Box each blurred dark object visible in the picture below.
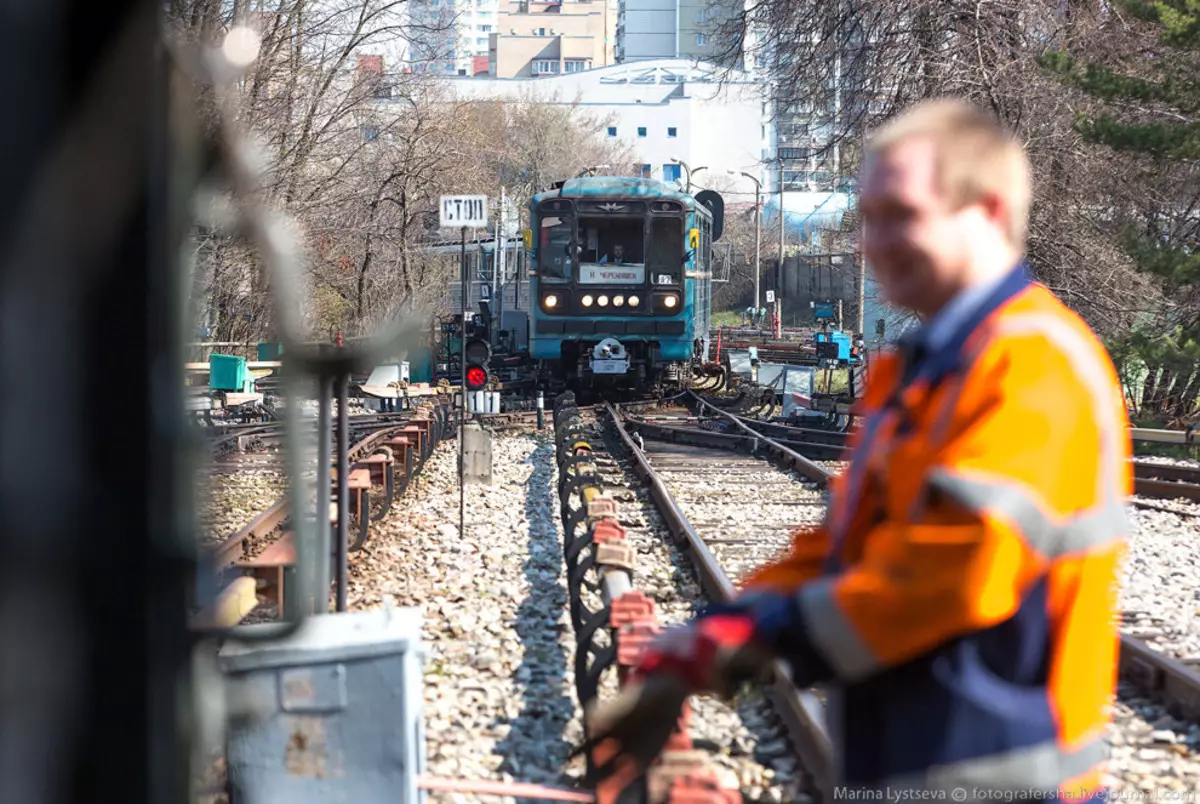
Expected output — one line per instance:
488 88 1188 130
0 1 191 803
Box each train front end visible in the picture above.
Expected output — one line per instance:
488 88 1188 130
527 177 717 394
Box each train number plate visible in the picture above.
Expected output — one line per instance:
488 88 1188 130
591 358 629 375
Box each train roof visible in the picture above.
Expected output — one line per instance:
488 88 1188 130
531 176 704 209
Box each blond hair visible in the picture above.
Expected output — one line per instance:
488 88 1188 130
866 98 1032 248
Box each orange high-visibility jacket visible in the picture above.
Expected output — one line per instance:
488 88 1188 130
741 267 1130 799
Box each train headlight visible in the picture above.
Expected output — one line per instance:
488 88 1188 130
613 295 625 307
543 294 558 309
597 295 609 307
581 295 594 307
628 295 640 307
652 293 681 312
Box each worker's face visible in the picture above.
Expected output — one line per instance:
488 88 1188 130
614 244 624 259
860 137 974 317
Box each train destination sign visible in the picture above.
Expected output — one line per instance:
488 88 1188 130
579 264 645 284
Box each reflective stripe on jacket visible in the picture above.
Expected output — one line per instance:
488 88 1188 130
739 266 1130 800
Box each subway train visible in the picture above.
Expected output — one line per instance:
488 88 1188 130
527 176 724 394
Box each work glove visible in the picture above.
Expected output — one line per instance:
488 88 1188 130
574 672 694 786
572 601 787 783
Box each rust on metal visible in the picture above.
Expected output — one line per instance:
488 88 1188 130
211 499 289 568
1133 476 1200 503
1118 635 1200 720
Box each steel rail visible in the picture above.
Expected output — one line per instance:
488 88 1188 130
603 401 836 803
680 393 835 485
196 415 447 623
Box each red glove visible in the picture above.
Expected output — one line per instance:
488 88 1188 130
630 614 769 698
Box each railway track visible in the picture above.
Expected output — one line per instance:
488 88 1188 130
554 394 1200 800
669 392 1200 506
192 397 669 629
193 387 1199 800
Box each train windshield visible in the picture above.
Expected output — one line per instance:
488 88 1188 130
538 214 573 281
645 217 684 283
579 218 643 266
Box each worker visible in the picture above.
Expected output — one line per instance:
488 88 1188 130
598 243 627 265
576 98 1130 801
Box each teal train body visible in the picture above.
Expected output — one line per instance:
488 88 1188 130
527 176 721 392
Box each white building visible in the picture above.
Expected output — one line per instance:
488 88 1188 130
442 59 769 199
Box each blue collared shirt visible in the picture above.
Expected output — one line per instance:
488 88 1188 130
917 270 1012 355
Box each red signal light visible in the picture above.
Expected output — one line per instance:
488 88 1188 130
466 366 489 390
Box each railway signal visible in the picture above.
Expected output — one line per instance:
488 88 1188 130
464 337 492 392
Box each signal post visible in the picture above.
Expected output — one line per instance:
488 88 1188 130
440 194 494 541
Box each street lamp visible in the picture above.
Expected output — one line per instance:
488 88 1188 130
669 156 691 192
729 169 763 310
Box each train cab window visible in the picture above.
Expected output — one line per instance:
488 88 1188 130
580 217 644 265
646 217 684 283
538 215 574 280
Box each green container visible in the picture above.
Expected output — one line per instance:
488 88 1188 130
409 347 433 384
257 342 284 361
210 354 247 392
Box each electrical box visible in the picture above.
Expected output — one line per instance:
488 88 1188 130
814 332 852 361
218 608 427 804
209 354 247 392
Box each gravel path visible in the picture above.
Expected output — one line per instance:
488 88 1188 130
1106 682 1200 794
1120 505 1200 663
195 467 286 547
348 430 582 799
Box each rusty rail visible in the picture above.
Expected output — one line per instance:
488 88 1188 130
191 404 450 630
1132 461 1200 503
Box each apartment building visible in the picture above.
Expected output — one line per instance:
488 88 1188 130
405 0 502 76
615 0 740 66
487 0 616 78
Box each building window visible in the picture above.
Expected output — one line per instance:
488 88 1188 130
663 163 682 183
607 126 617 137
667 126 677 138
696 33 706 45
538 27 546 35
361 125 380 141
634 163 651 177
533 59 559 75
637 126 647 137
563 59 590 73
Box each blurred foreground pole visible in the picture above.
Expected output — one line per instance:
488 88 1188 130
0 2 190 804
